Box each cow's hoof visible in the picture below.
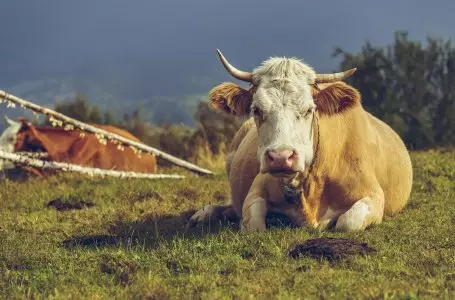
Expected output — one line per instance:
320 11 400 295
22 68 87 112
186 205 222 228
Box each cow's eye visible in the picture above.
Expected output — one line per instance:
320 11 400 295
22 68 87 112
251 106 263 119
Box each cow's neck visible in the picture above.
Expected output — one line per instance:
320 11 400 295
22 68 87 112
295 109 356 227
21 126 80 158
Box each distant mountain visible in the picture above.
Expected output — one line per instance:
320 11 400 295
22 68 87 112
0 75 209 132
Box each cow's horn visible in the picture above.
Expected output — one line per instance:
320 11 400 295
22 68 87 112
216 49 253 82
4 115 17 126
315 68 357 83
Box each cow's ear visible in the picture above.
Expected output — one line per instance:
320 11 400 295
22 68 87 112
313 82 361 116
209 82 253 117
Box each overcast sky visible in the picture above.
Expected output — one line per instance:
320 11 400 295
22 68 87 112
1 1 455 97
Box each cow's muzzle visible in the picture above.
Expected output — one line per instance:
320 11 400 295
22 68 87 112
263 147 299 174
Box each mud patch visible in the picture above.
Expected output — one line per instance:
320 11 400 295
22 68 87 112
47 196 95 211
100 254 138 285
127 191 163 203
289 238 377 261
62 235 118 248
177 187 198 199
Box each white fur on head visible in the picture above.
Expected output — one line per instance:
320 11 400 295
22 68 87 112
250 57 317 174
252 57 317 84
0 116 22 170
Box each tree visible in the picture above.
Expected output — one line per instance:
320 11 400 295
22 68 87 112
334 31 455 149
52 95 116 125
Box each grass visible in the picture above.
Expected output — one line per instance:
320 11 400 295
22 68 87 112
0 149 454 299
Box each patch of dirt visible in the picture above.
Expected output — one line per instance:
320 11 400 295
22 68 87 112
100 255 138 285
176 187 198 199
47 196 95 211
128 191 163 203
289 238 377 261
62 235 118 248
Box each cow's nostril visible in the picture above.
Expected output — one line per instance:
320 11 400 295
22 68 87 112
266 150 276 162
288 150 297 161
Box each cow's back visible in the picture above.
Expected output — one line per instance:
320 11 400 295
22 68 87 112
85 125 157 173
94 125 141 142
41 125 157 173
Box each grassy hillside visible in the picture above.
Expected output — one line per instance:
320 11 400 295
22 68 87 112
0 149 454 299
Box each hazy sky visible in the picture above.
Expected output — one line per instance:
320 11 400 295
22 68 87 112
1 1 455 98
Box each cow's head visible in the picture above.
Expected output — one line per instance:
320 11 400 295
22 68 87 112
0 116 23 170
210 50 359 176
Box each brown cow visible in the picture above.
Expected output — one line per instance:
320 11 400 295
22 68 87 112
0 117 157 174
188 50 413 232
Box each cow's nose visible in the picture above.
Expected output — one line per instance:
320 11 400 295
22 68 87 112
265 148 297 170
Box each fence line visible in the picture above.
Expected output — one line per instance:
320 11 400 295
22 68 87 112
0 90 213 176
0 150 185 179
15 152 49 159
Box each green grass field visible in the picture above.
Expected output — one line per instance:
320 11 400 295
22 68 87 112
1 149 454 299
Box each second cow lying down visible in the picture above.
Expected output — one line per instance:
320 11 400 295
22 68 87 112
0 117 157 175
189 50 413 232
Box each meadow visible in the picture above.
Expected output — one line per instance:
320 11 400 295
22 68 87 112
0 149 454 299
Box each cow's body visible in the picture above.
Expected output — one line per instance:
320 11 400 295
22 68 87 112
189 50 412 232
0 118 157 174
227 105 412 231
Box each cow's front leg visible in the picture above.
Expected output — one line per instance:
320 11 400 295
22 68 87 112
240 174 270 232
335 193 384 231
241 197 267 232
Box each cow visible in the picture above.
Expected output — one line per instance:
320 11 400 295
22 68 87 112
188 50 413 232
0 116 157 175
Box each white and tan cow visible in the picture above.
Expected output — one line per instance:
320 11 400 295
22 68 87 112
188 50 413 232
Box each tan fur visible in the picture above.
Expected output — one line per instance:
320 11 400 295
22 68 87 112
313 82 361 116
190 54 412 232
209 82 253 116
229 84 412 230
191 81 412 232
225 118 256 177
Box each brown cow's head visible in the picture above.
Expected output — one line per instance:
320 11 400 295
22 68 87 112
0 117 49 170
0 116 23 170
210 50 359 176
